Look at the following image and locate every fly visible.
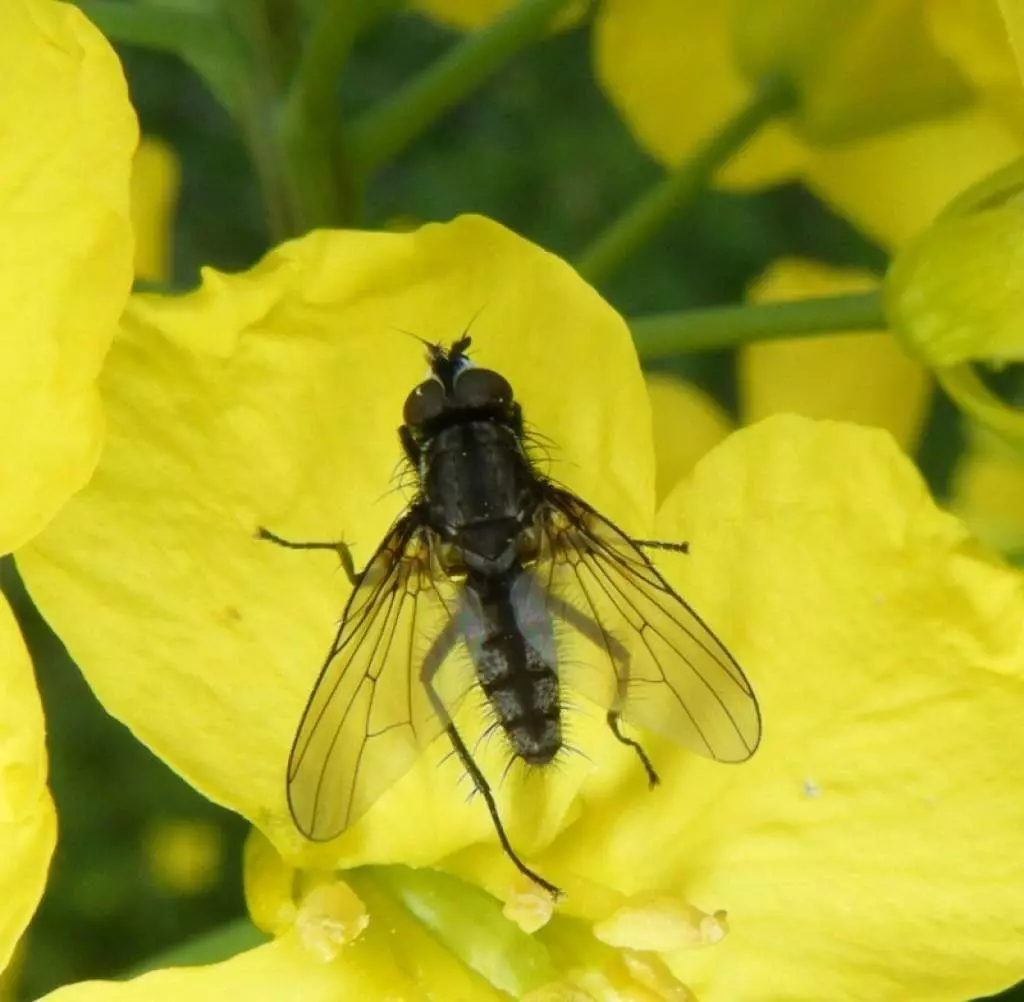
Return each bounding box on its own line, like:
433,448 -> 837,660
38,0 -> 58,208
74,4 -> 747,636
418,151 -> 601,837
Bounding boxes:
259,335 -> 761,897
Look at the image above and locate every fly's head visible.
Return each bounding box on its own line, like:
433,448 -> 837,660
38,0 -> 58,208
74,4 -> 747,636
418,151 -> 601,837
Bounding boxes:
402,335 -> 520,439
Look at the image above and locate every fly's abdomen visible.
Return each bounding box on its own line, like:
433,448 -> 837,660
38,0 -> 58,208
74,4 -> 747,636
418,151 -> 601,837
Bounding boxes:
462,570 -> 562,765
478,641 -> 561,765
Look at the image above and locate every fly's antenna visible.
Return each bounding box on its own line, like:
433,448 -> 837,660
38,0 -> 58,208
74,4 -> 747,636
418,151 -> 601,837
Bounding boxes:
392,305 -> 487,382
447,302 -> 489,364
389,324 -> 433,352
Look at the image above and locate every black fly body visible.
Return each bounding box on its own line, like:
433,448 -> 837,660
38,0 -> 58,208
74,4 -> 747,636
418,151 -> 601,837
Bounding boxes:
259,336 -> 761,898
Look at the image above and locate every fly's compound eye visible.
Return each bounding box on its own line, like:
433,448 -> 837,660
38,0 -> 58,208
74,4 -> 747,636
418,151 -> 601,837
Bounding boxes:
452,367 -> 513,410
403,379 -> 446,428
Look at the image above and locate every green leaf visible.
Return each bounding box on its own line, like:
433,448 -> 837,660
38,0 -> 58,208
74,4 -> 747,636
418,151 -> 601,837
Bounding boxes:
77,1 -> 248,115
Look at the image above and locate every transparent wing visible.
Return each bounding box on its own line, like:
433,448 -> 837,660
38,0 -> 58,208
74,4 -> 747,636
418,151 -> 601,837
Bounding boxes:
534,488 -> 761,762
287,512 -> 468,841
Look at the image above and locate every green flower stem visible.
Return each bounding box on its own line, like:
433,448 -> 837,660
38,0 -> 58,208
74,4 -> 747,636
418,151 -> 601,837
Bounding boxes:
217,0 -> 296,239
278,0 -> 406,229
349,0 -> 576,177
576,77 -> 795,287
126,918 -> 267,976
629,290 -> 886,359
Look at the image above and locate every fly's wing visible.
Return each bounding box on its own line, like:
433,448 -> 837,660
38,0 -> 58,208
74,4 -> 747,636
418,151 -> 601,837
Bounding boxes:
535,488 -> 761,762
287,513 -> 469,841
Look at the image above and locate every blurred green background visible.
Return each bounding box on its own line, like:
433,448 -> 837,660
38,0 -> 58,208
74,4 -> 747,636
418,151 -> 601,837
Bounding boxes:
3,8 -> 1016,1000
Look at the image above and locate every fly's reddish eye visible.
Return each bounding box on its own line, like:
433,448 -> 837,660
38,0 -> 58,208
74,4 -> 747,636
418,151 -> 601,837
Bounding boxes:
452,367 -> 513,409
403,379 -> 445,427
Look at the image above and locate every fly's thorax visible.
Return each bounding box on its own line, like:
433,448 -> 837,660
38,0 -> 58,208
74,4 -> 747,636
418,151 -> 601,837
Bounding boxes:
419,418 -> 540,568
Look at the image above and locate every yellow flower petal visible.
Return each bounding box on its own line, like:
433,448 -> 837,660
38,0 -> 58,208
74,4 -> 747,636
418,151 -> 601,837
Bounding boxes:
734,0 -> 972,143
0,0 -> 136,554
645,374 -> 733,504
998,0 -> 1024,86
593,0 -> 807,188
0,595 -> 56,973
594,0 -> 983,198
542,416 -> 1024,1000
930,0 -> 1024,133
803,104 -> 1022,247
131,138 -> 180,284
38,936 -> 423,1002
17,217 -> 651,877
741,259 -> 932,450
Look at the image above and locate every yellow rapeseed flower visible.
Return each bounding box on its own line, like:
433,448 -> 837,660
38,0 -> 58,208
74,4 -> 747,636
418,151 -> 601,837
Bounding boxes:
130,139 -> 181,284
0,0 -> 136,554
649,258 -> 932,494
740,260 -> 932,447
594,0 -> 1023,247
0,0 -> 136,978
17,217 -> 1024,1000
0,601 -> 54,979
885,53 -> 1024,444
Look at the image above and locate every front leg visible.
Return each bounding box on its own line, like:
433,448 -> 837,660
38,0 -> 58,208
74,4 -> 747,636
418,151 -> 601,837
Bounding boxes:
256,527 -> 358,585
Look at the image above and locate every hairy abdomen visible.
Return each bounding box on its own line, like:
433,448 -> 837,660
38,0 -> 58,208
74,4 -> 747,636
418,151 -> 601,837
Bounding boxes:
463,571 -> 561,764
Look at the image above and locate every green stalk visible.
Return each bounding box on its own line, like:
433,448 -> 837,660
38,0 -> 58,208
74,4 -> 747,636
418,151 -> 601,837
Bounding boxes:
78,0 -> 248,115
278,0 -> 407,229
349,0 -> 575,177
935,363 -> 1024,445
629,290 -> 886,359
576,77 -> 795,287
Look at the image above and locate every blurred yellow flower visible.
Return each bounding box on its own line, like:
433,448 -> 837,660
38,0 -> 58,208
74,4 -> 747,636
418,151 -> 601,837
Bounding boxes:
594,0 -> 1024,246
885,157 -> 1024,441
131,139 -> 180,284
649,258 -> 931,491
0,601 -> 55,980
144,820 -> 224,896
646,375 -> 730,504
0,0 -> 136,978
742,260 -> 932,446
17,217 -> 1024,1000
930,0 -> 1024,134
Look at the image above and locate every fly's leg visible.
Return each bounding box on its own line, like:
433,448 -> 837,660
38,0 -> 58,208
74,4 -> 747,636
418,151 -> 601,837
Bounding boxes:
634,539 -> 689,555
608,710 -> 659,788
256,527 -> 358,585
552,596 -> 660,788
420,603 -> 562,900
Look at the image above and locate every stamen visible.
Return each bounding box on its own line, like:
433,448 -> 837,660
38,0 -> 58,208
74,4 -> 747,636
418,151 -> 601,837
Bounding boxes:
593,895 -> 729,952
294,881 -> 370,962
503,879 -> 556,933
622,950 -> 699,1001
